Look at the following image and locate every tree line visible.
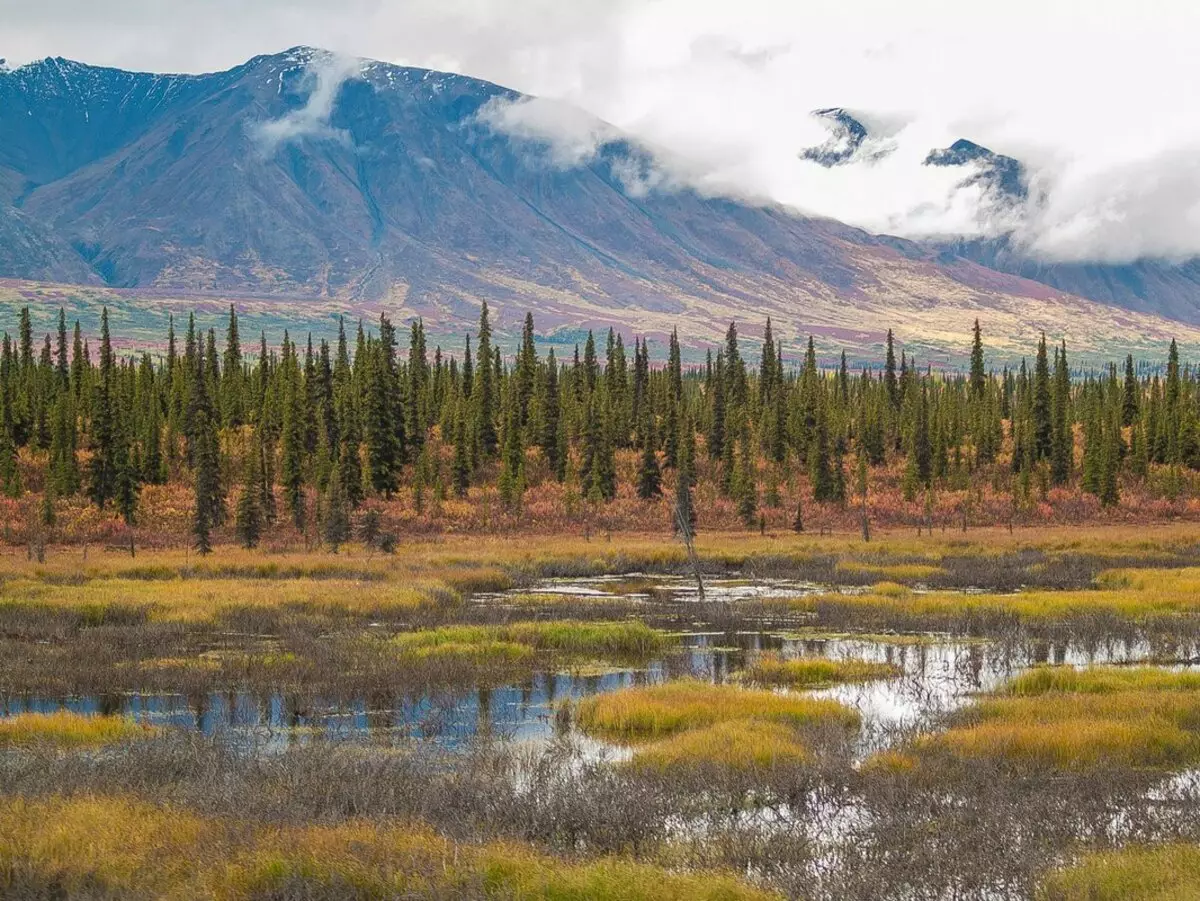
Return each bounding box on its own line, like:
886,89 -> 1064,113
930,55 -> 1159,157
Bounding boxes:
0,305 -> 1194,552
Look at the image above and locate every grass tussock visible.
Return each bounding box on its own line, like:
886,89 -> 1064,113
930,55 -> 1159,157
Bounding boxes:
393,621 -> 672,664
876,665 -> 1200,772
742,653 -> 901,689
576,679 -> 860,742
629,720 -> 811,773
0,795 -> 781,901
1039,844 -> 1200,901
0,711 -> 154,748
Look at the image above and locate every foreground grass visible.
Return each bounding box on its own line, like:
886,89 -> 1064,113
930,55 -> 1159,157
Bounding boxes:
0,794 -> 781,900
577,680 -> 860,742
741,653 -> 901,689
875,665 -> 1200,772
0,712 -> 153,748
1040,844 -> 1200,900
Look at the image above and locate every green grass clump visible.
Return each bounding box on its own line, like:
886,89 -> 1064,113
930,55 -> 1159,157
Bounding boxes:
0,711 -> 154,748
1040,844 -> 1200,900
742,653 -> 901,688
576,679 -> 860,742
393,621 -> 671,663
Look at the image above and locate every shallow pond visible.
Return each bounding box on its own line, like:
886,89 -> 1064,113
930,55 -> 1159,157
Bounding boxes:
5,574 -> 1199,753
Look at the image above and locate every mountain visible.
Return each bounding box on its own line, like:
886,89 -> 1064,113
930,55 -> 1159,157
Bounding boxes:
801,109 -> 1200,322
923,138 -> 1027,203
2,48 -> 1200,362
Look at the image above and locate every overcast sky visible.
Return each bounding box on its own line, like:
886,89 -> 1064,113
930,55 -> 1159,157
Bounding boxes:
5,0 -> 1200,264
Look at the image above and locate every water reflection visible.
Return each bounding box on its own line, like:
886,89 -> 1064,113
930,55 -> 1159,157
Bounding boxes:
4,574 -> 1198,751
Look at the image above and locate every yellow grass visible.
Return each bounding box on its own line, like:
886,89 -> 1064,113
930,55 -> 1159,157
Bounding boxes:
0,711 -> 154,747
0,795 -> 782,900
6,521 -> 1199,584
834,561 -> 945,581
875,665 -> 1200,771
0,576 -> 445,623
1040,844 -> 1200,901
630,720 -> 811,772
795,570 -> 1200,624
927,717 -> 1195,769
393,621 -> 672,662
0,795 -> 212,894
741,653 -> 901,688
576,680 -> 860,742
1005,665 -> 1200,696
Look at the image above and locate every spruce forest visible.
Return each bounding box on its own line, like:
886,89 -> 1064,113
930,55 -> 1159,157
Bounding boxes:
0,303 -> 1195,552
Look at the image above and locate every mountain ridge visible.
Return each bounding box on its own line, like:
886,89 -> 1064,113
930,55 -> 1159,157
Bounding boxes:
2,47 -> 1199,359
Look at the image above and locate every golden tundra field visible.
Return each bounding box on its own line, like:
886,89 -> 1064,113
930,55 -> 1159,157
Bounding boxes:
6,525 -> 1200,899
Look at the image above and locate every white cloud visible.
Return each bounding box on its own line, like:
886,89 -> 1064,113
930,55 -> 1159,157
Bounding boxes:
249,50 -> 363,153
7,0 -> 1200,263
473,95 -> 618,168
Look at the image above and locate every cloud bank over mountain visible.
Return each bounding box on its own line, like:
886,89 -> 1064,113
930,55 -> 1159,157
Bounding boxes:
4,0 -> 1200,264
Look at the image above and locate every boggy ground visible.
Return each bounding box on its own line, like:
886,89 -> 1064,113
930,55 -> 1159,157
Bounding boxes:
4,525 -> 1200,899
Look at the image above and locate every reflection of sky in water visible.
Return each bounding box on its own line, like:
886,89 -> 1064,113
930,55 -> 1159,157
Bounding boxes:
5,575 -> 1199,755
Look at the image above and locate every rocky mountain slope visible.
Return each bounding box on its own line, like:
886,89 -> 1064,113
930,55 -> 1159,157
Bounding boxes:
1,48 -> 1198,359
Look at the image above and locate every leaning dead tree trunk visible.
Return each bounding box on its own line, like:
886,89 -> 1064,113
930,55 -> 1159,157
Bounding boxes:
673,501 -> 705,602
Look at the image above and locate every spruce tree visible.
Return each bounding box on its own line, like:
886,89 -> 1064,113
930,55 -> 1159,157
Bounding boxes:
452,402 -> 471,498
222,304 -> 244,428
541,349 -> 561,478
87,308 -> 119,509
735,431 -> 757,527
190,341 -> 221,553
322,464 -> 351,552
236,439 -> 264,549
0,394 -> 19,499
280,348 -> 307,530
364,322 -> 400,497
1122,354 -> 1139,427
475,303 -> 497,458
1032,334 -> 1053,461
48,393 -> 79,496
1051,342 -> 1072,485
969,319 -> 986,399
498,386 -> 525,510
636,408 -> 663,500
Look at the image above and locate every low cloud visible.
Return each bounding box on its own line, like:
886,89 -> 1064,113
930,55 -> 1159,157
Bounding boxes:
473,95 -> 618,168
11,0 -> 1200,264
250,50 -> 363,153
